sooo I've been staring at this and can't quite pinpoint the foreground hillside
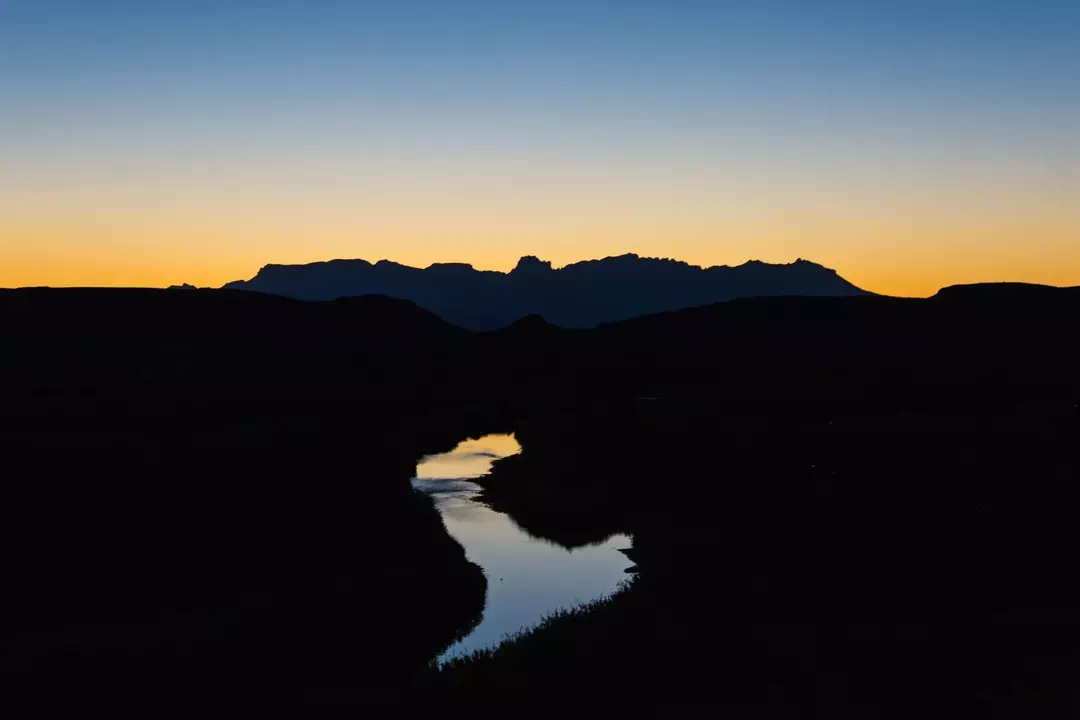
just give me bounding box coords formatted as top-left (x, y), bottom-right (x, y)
top-left (443, 282), bottom-right (1080, 716)
top-left (1, 283), bottom-right (1078, 714)
top-left (0, 288), bottom-right (490, 711)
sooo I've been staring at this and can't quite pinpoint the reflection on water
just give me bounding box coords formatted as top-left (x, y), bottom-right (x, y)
top-left (415, 434), bottom-right (523, 482)
top-left (412, 434), bottom-right (632, 662)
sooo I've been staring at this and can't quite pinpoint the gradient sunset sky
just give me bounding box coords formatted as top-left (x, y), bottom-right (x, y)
top-left (2, 1), bottom-right (1077, 296)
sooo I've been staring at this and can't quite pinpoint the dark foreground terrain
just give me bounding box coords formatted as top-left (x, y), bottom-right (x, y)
top-left (2, 283), bottom-right (1078, 715)
top-left (0, 289), bottom-right (498, 711)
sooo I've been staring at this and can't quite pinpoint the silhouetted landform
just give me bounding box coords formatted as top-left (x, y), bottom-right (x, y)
top-left (223, 254), bottom-right (869, 329)
top-left (474, 453), bottom-right (626, 550)
top-left (0, 288), bottom-right (492, 712)
top-left (933, 281), bottom-right (1080, 302)
top-left (3, 282), bottom-right (1079, 714)
top-left (429, 281), bottom-right (1080, 715)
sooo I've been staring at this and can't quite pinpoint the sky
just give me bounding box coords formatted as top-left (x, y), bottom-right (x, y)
top-left (1, 1), bottom-right (1078, 296)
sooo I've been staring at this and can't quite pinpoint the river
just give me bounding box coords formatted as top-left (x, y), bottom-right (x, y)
top-left (411, 433), bottom-right (632, 662)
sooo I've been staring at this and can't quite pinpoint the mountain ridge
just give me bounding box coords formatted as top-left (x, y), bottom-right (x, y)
top-left (222, 253), bottom-right (868, 330)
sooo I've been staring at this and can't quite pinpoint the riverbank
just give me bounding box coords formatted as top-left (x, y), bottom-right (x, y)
top-left (421, 375), bottom-right (1080, 715)
top-left (413, 434), bottom-right (632, 662)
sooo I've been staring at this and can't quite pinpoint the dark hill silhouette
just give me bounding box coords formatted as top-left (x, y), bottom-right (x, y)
top-left (0, 287), bottom-right (464, 350)
top-left (933, 281), bottom-right (1080, 303)
top-left (0, 287), bottom-right (490, 711)
top-left (433, 283), bottom-right (1080, 715)
top-left (5, 283), bottom-right (1079, 713)
top-left (222, 254), bottom-right (868, 329)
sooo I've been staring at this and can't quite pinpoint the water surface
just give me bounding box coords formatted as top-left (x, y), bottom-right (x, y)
top-left (412, 434), bottom-right (631, 661)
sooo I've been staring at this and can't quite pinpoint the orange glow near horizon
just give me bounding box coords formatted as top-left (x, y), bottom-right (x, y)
top-left (4, 209), bottom-right (1077, 297)
top-left (4, 126), bottom-right (1077, 297)
top-left (3, 2), bottom-right (1078, 298)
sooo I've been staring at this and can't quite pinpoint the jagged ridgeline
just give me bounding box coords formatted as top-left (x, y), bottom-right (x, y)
top-left (217, 254), bottom-right (868, 330)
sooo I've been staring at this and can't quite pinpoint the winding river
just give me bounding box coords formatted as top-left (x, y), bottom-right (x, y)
top-left (412, 433), bottom-right (632, 662)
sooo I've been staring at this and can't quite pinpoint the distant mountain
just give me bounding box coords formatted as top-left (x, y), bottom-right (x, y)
top-left (222, 254), bottom-right (869, 330)
top-left (933, 282), bottom-right (1080, 303)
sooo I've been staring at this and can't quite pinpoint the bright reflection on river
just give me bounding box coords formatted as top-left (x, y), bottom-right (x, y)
top-left (412, 434), bottom-right (632, 662)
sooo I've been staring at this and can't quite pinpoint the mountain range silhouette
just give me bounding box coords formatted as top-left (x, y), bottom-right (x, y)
top-left (219, 254), bottom-right (868, 329)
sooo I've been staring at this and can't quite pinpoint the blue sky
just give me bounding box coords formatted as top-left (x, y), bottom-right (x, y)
top-left (1, 1), bottom-right (1078, 292)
